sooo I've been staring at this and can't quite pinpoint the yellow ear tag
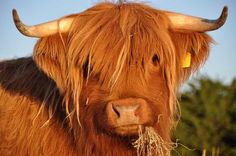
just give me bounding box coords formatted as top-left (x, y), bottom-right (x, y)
top-left (182, 52), bottom-right (191, 68)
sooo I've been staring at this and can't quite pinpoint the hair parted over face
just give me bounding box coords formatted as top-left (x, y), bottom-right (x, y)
top-left (26, 2), bottom-right (217, 155)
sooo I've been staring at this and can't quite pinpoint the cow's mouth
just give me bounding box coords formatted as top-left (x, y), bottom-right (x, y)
top-left (113, 124), bottom-right (144, 136)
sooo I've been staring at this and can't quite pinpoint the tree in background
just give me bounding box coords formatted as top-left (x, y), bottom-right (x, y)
top-left (172, 77), bottom-right (236, 156)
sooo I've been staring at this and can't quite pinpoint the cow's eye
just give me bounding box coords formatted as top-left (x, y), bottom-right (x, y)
top-left (152, 54), bottom-right (160, 66)
top-left (83, 59), bottom-right (89, 78)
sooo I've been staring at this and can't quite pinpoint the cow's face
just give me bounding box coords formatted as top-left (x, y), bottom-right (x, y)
top-left (78, 45), bottom-right (171, 140)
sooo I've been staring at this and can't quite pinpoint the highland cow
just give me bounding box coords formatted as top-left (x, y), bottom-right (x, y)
top-left (0, 1), bottom-right (227, 156)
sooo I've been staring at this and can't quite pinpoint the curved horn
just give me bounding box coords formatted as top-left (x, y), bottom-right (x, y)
top-left (12, 9), bottom-right (74, 37)
top-left (166, 6), bottom-right (228, 32)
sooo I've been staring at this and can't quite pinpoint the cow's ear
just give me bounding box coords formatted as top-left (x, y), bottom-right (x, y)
top-left (170, 31), bottom-right (213, 83)
top-left (33, 34), bottom-right (68, 93)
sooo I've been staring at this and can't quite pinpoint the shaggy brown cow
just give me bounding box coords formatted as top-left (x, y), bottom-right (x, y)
top-left (0, 1), bottom-right (227, 156)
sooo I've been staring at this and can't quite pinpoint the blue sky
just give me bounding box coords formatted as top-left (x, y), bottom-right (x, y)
top-left (0, 0), bottom-right (235, 83)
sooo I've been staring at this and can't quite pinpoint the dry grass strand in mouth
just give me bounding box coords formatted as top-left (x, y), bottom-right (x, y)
top-left (132, 126), bottom-right (173, 156)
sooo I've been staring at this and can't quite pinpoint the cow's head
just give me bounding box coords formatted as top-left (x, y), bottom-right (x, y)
top-left (13, 2), bottom-right (227, 155)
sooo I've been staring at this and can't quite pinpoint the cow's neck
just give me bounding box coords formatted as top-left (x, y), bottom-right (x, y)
top-left (75, 128), bottom-right (137, 156)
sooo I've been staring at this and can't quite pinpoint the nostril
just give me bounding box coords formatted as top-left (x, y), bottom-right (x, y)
top-left (112, 104), bottom-right (120, 118)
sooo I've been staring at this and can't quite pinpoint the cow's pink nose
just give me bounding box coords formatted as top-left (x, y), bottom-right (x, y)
top-left (106, 98), bottom-right (152, 133)
top-left (111, 102), bottom-right (140, 127)
top-left (112, 103), bottom-right (139, 119)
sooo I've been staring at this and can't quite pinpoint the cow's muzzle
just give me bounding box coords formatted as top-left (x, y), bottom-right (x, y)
top-left (106, 98), bottom-right (154, 136)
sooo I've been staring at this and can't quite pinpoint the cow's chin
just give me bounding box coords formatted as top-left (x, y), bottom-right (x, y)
top-left (113, 124), bottom-right (144, 136)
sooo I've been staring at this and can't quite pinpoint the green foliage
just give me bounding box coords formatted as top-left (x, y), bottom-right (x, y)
top-left (172, 77), bottom-right (236, 156)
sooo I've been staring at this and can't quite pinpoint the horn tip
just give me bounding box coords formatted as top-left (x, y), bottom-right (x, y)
top-left (12, 9), bottom-right (17, 15)
top-left (223, 6), bottom-right (228, 13)
top-left (12, 9), bottom-right (22, 28)
top-left (222, 6), bottom-right (228, 17)
top-left (12, 9), bottom-right (33, 37)
top-left (12, 9), bottom-right (19, 22)
top-left (218, 6), bottom-right (228, 28)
